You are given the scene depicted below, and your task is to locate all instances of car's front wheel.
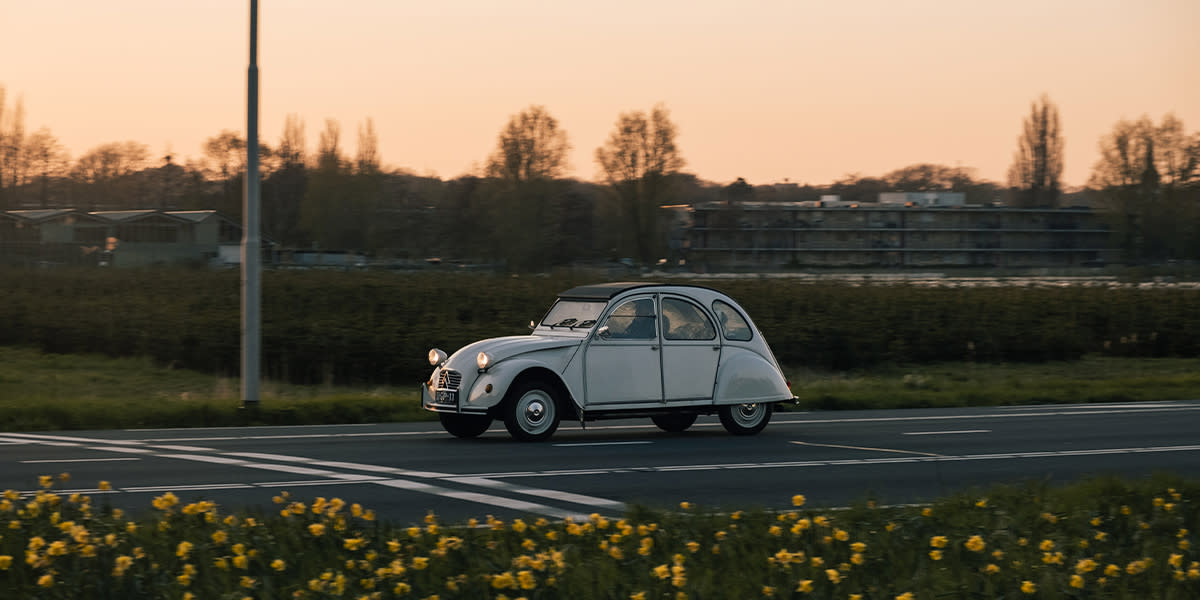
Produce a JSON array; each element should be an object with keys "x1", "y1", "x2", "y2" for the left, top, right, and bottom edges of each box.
[
  {"x1": 504, "y1": 380, "x2": 561, "y2": 442},
  {"x1": 718, "y1": 402, "x2": 773, "y2": 435},
  {"x1": 652, "y1": 412, "x2": 698, "y2": 433},
  {"x1": 439, "y1": 413, "x2": 492, "y2": 438}
]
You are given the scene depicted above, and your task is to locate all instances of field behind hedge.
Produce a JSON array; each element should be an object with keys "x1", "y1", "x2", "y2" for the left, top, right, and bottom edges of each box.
[{"x1": 1, "y1": 268, "x2": 1199, "y2": 386}]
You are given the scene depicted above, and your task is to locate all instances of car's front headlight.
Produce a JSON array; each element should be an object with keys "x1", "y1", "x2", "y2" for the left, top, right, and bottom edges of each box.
[
  {"x1": 476, "y1": 352, "x2": 492, "y2": 371},
  {"x1": 428, "y1": 348, "x2": 448, "y2": 366}
]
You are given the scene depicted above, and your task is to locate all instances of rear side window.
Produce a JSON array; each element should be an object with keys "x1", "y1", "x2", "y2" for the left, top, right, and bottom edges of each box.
[
  {"x1": 712, "y1": 300, "x2": 752, "y2": 341},
  {"x1": 662, "y1": 297, "x2": 716, "y2": 340}
]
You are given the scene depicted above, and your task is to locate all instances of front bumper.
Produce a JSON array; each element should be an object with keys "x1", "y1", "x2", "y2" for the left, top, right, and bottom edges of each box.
[{"x1": 420, "y1": 368, "x2": 489, "y2": 415}]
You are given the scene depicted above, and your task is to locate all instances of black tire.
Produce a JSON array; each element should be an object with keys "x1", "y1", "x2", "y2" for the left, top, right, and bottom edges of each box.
[
  {"x1": 503, "y1": 379, "x2": 561, "y2": 442},
  {"x1": 439, "y1": 413, "x2": 492, "y2": 438},
  {"x1": 652, "y1": 412, "x2": 698, "y2": 433},
  {"x1": 718, "y1": 402, "x2": 773, "y2": 435}
]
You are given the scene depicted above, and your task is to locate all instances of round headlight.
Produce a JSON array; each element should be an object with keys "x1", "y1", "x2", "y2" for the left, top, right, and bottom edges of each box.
[
  {"x1": 476, "y1": 352, "x2": 491, "y2": 370},
  {"x1": 428, "y1": 348, "x2": 447, "y2": 366}
]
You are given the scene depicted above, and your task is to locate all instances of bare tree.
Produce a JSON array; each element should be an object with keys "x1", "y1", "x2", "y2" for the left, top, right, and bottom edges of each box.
[
  {"x1": 0, "y1": 91, "x2": 26, "y2": 209},
  {"x1": 71, "y1": 141, "x2": 150, "y2": 209},
  {"x1": 595, "y1": 103, "x2": 685, "y2": 264},
  {"x1": 1090, "y1": 114, "x2": 1200, "y2": 261},
  {"x1": 485, "y1": 105, "x2": 570, "y2": 183},
  {"x1": 23, "y1": 128, "x2": 68, "y2": 208},
  {"x1": 1007, "y1": 94, "x2": 1064, "y2": 207},
  {"x1": 355, "y1": 118, "x2": 380, "y2": 175}
]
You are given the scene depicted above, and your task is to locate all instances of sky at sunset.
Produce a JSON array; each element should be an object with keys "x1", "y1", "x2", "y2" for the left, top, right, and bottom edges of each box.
[{"x1": 2, "y1": 0, "x2": 1197, "y2": 188}]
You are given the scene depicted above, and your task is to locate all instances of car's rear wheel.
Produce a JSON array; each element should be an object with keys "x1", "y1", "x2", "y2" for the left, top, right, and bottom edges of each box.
[
  {"x1": 718, "y1": 402, "x2": 773, "y2": 435},
  {"x1": 504, "y1": 380, "x2": 561, "y2": 442},
  {"x1": 651, "y1": 412, "x2": 698, "y2": 433},
  {"x1": 439, "y1": 413, "x2": 492, "y2": 438}
]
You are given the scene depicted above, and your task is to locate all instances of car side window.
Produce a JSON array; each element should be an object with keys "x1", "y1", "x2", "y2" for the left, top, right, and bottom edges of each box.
[
  {"x1": 712, "y1": 300, "x2": 752, "y2": 341},
  {"x1": 603, "y1": 298, "x2": 657, "y2": 339},
  {"x1": 662, "y1": 297, "x2": 716, "y2": 341}
]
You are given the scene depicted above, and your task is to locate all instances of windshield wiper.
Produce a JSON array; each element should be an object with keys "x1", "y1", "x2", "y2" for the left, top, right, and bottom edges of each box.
[
  {"x1": 551, "y1": 318, "x2": 577, "y2": 328},
  {"x1": 575, "y1": 319, "x2": 596, "y2": 329}
]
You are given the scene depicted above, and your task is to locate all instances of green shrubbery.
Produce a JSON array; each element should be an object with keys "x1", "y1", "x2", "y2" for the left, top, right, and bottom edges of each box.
[{"x1": 2, "y1": 268, "x2": 1198, "y2": 385}]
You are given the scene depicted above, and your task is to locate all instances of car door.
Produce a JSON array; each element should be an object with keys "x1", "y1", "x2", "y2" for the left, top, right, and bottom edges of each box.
[
  {"x1": 659, "y1": 296, "x2": 721, "y2": 401},
  {"x1": 583, "y1": 295, "x2": 663, "y2": 405}
]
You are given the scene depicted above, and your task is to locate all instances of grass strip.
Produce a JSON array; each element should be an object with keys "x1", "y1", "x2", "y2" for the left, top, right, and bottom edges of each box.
[{"x1": 1, "y1": 346, "x2": 1198, "y2": 431}]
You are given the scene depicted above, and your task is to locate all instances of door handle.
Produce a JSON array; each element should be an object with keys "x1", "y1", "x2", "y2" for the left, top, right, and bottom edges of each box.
[{"x1": 650, "y1": 345, "x2": 659, "y2": 351}]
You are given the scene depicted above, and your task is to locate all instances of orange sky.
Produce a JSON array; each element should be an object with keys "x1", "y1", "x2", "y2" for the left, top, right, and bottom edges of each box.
[{"x1": 2, "y1": 0, "x2": 1196, "y2": 187}]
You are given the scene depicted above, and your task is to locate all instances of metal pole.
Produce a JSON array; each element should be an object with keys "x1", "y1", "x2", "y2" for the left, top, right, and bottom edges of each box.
[{"x1": 241, "y1": 0, "x2": 261, "y2": 407}]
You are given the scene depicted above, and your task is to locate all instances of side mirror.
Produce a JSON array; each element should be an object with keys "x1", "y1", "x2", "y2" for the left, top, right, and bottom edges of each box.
[{"x1": 596, "y1": 326, "x2": 611, "y2": 340}]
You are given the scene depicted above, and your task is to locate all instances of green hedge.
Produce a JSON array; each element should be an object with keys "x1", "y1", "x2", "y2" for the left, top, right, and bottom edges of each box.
[{"x1": 1, "y1": 268, "x2": 1198, "y2": 385}]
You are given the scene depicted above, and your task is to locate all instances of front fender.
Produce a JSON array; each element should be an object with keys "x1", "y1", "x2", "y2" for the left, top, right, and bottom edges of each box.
[
  {"x1": 714, "y1": 348, "x2": 792, "y2": 405},
  {"x1": 466, "y1": 358, "x2": 579, "y2": 412}
]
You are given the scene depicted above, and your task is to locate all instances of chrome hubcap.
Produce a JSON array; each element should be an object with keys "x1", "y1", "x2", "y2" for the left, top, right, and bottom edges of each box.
[{"x1": 525, "y1": 401, "x2": 545, "y2": 423}]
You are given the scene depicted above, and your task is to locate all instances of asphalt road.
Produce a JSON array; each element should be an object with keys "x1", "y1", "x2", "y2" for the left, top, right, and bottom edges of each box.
[{"x1": 2, "y1": 400, "x2": 1199, "y2": 525}]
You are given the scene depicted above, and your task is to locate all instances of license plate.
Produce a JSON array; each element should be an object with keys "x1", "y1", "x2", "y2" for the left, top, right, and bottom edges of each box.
[{"x1": 436, "y1": 390, "x2": 458, "y2": 406}]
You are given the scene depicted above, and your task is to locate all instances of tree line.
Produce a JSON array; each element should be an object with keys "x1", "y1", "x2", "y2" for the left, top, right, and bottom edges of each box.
[{"x1": 2, "y1": 85, "x2": 1198, "y2": 266}]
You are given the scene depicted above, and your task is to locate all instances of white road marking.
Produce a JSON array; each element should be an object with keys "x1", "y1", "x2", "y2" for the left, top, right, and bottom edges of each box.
[
  {"x1": 126, "y1": 423, "x2": 378, "y2": 432},
  {"x1": 903, "y1": 430, "x2": 991, "y2": 436},
  {"x1": 20, "y1": 458, "x2": 140, "y2": 464},
  {"x1": 553, "y1": 441, "x2": 653, "y2": 447},
  {"x1": 3, "y1": 431, "x2": 626, "y2": 518},
  {"x1": 483, "y1": 443, "x2": 1200, "y2": 479}
]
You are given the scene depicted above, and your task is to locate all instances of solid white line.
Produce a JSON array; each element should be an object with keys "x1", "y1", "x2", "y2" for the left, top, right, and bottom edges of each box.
[
  {"x1": 20, "y1": 457, "x2": 140, "y2": 464},
  {"x1": 123, "y1": 483, "x2": 256, "y2": 493},
  {"x1": 903, "y1": 430, "x2": 991, "y2": 436},
  {"x1": 553, "y1": 441, "x2": 653, "y2": 447},
  {"x1": 126, "y1": 423, "x2": 378, "y2": 432}
]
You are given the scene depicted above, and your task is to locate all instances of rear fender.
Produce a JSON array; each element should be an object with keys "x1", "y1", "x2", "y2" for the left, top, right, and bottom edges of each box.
[{"x1": 714, "y1": 348, "x2": 792, "y2": 405}]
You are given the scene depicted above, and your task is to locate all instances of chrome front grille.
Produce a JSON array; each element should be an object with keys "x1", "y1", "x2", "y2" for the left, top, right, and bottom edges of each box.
[{"x1": 437, "y1": 369, "x2": 462, "y2": 391}]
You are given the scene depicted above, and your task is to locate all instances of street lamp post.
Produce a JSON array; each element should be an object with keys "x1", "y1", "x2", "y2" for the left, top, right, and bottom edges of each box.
[{"x1": 242, "y1": 0, "x2": 261, "y2": 408}]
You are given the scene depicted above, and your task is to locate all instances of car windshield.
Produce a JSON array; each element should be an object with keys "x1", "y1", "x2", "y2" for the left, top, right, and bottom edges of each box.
[{"x1": 539, "y1": 300, "x2": 606, "y2": 329}]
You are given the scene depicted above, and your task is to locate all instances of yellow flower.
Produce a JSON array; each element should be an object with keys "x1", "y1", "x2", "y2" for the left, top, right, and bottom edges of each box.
[
  {"x1": 834, "y1": 529, "x2": 849, "y2": 542},
  {"x1": 679, "y1": 501, "x2": 692, "y2": 510},
  {"x1": 1168, "y1": 554, "x2": 1183, "y2": 568},
  {"x1": 233, "y1": 555, "x2": 248, "y2": 569},
  {"x1": 825, "y1": 568, "x2": 841, "y2": 583},
  {"x1": 796, "y1": 579, "x2": 813, "y2": 593},
  {"x1": 921, "y1": 507, "x2": 933, "y2": 517},
  {"x1": 930, "y1": 536, "x2": 948, "y2": 548},
  {"x1": 1076, "y1": 558, "x2": 1098, "y2": 573},
  {"x1": 609, "y1": 546, "x2": 624, "y2": 560},
  {"x1": 99, "y1": 481, "x2": 112, "y2": 491},
  {"x1": 1038, "y1": 539, "x2": 1055, "y2": 551},
  {"x1": 1104, "y1": 563, "x2": 1120, "y2": 576},
  {"x1": 393, "y1": 582, "x2": 411, "y2": 595},
  {"x1": 1, "y1": 555, "x2": 16, "y2": 570},
  {"x1": 176, "y1": 541, "x2": 193, "y2": 559},
  {"x1": 975, "y1": 498, "x2": 988, "y2": 508},
  {"x1": 1021, "y1": 580, "x2": 1036, "y2": 594},
  {"x1": 762, "y1": 586, "x2": 775, "y2": 597},
  {"x1": 895, "y1": 594, "x2": 914, "y2": 600},
  {"x1": 239, "y1": 576, "x2": 256, "y2": 589},
  {"x1": 631, "y1": 593, "x2": 646, "y2": 600},
  {"x1": 38, "y1": 574, "x2": 54, "y2": 587},
  {"x1": 769, "y1": 525, "x2": 782, "y2": 536},
  {"x1": 928, "y1": 550, "x2": 943, "y2": 561},
  {"x1": 412, "y1": 556, "x2": 429, "y2": 570},
  {"x1": 654, "y1": 564, "x2": 671, "y2": 579},
  {"x1": 1041, "y1": 512, "x2": 1058, "y2": 523},
  {"x1": 965, "y1": 535, "x2": 985, "y2": 552},
  {"x1": 308, "y1": 523, "x2": 326, "y2": 537},
  {"x1": 792, "y1": 494, "x2": 806, "y2": 507},
  {"x1": 984, "y1": 563, "x2": 1000, "y2": 574},
  {"x1": 39, "y1": 475, "x2": 54, "y2": 488},
  {"x1": 851, "y1": 542, "x2": 866, "y2": 553},
  {"x1": 686, "y1": 541, "x2": 700, "y2": 553}
]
